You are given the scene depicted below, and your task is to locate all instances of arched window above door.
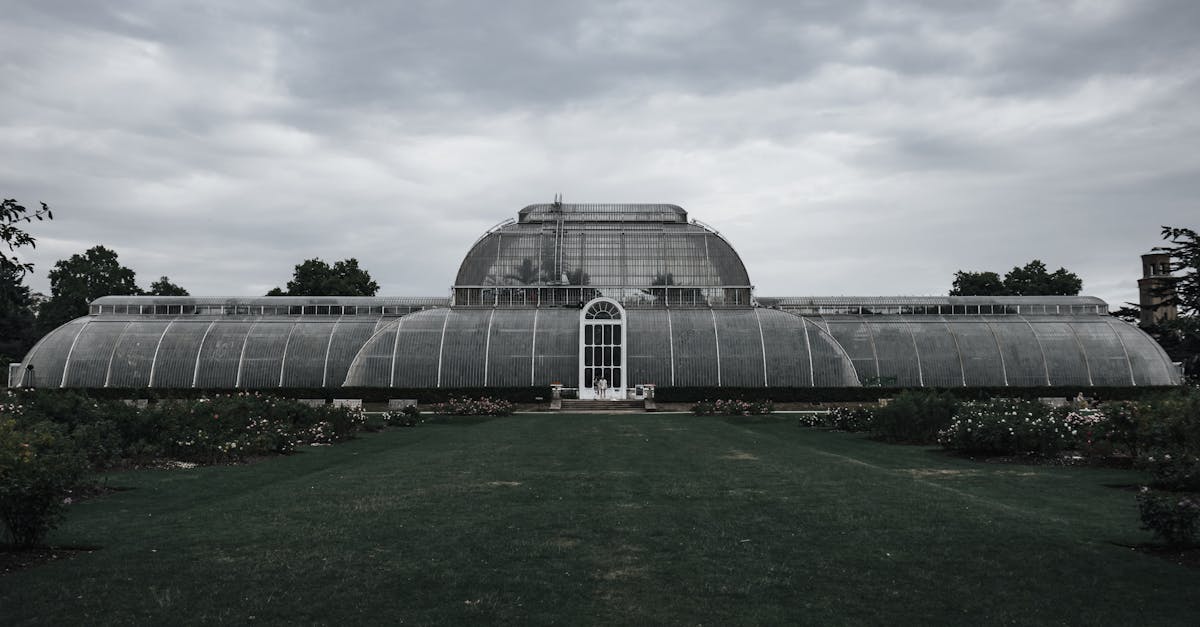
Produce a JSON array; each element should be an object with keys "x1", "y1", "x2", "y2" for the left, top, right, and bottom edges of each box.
[{"x1": 585, "y1": 300, "x2": 622, "y2": 320}]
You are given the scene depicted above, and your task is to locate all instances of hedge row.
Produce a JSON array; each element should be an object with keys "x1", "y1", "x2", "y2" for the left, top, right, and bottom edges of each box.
[
  {"x1": 2, "y1": 389, "x2": 371, "y2": 547},
  {"x1": 45, "y1": 385, "x2": 1181, "y2": 404},
  {"x1": 652, "y1": 386, "x2": 1179, "y2": 404},
  {"x1": 59, "y1": 387, "x2": 555, "y2": 404}
]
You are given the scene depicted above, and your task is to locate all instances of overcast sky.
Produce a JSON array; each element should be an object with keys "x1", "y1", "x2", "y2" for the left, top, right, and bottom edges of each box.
[{"x1": 2, "y1": 0, "x2": 1197, "y2": 307}]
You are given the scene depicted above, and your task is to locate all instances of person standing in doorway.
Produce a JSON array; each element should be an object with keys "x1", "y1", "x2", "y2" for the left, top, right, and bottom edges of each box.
[
  {"x1": 592, "y1": 376, "x2": 599, "y2": 399},
  {"x1": 598, "y1": 376, "x2": 608, "y2": 400}
]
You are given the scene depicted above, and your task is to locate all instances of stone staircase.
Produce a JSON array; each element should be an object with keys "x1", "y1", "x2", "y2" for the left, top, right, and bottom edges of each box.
[{"x1": 558, "y1": 399, "x2": 647, "y2": 413}]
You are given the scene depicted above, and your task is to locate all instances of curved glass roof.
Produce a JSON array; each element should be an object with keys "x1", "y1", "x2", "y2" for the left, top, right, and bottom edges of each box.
[
  {"x1": 15, "y1": 316, "x2": 390, "y2": 389},
  {"x1": 808, "y1": 314, "x2": 1179, "y2": 387},
  {"x1": 17, "y1": 309, "x2": 1179, "y2": 390},
  {"x1": 343, "y1": 308, "x2": 860, "y2": 388},
  {"x1": 454, "y1": 203, "x2": 752, "y2": 292}
]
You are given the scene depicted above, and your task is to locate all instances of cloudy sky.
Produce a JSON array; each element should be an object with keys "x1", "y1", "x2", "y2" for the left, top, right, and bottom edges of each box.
[{"x1": 2, "y1": 0, "x2": 1197, "y2": 307}]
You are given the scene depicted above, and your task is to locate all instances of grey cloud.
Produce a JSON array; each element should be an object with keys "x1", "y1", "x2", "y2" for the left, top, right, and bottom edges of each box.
[{"x1": 1, "y1": 0, "x2": 1198, "y2": 311}]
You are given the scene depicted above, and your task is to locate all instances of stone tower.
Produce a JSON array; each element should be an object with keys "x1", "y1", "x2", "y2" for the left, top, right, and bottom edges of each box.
[{"x1": 1138, "y1": 252, "x2": 1177, "y2": 326}]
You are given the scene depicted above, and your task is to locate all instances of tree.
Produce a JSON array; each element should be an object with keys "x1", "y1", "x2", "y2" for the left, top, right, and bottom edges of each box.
[
  {"x1": 564, "y1": 268, "x2": 589, "y2": 286},
  {"x1": 1148, "y1": 226, "x2": 1200, "y2": 378},
  {"x1": 1, "y1": 199, "x2": 52, "y2": 276},
  {"x1": 949, "y1": 271, "x2": 1005, "y2": 296},
  {"x1": 949, "y1": 260, "x2": 1082, "y2": 296},
  {"x1": 644, "y1": 272, "x2": 675, "y2": 303},
  {"x1": 147, "y1": 276, "x2": 189, "y2": 296},
  {"x1": 37, "y1": 246, "x2": 141, "y2": 334},
  {"x1": 1109, "y1": 304, "x2": 1142, "y2": 325},
  {"x1": 1149, "y1": 318, "x2": 1200, "y2": 380},
  {"x1": 1002, "y1": 260, "x2": 1082, "y2": 296},
  {"x1": 267, "y1": 258, "x2": 379, "y2": 296},
  {"x1": 0, "y1": 265, "x2": 36, "y2": 363},
  {"x1": 503, "y1": 259, "x2": 541, "y2": 285},
  {"x1": 1, "y1": 199, "x2": 52, "y2": 362},
  {"x1": 1155, "y1": 226, "x2": 1200, "y2": 316}
]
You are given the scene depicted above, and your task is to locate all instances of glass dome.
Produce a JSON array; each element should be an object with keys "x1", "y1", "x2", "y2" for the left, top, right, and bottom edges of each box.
[{"x1": 452, "y1": 203, "x2": 753, "y2": 308}]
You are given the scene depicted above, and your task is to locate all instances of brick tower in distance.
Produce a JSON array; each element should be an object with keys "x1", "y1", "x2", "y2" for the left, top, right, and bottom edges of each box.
[{"x1": 1138, "y1": 252, "x2": 1178, "y2": 327}]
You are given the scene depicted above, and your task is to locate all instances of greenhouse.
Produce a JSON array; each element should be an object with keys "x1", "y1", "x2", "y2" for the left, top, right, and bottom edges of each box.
[{"x1": 12, "y1": 202, "x2": 1182, "y2": 393}]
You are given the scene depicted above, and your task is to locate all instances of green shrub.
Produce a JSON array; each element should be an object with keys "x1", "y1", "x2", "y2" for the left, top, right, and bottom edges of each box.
[
  {"x1": 155, "y1": 394, "x2": 366, "y2": 463},
  {"x1": 1140, "y1": 452, "x2": 1200, "y2": 492},
  {"x1": 1098, "y1": 400, "x2": 1149, "y2": 458},
  {"x1": 2, "y1": 390, "x2": 369, "y2": 467},
  {"x1": 796, "y1": 407, "x2": 873, "y2": 431},
  {"x1": 938, "y1": 398, "x2": 1067, "y2": 455},
  {"x1": 1135, "y1": 388, "x2": 1200, "y2": 454},
  {"x1": 829, "y1": 407, "x2": 873, "y2": 432},
  {"x1": 1127, "y1": 388, "x2": 1200, "y2": 492},
  {"x1": 6, "y1": 390, "x2": 159, "y2": 465},
  {"x1": 0, "y1": 419, "x2": 88, "y2": 548},
  {"x1": 691, "y1": 399, "x2": 774, "y2": 416},
  {"x1": 872, "y1": 390, "x2": 958, "y2": 443},
  {"x1": 1137, "y1": 489, "x2": 1200, "y2": 547},
  {"x1": 69, "y1": 419, "x2": 124, "y2": 469},
  {"x1": 795, "y1": 412, "x2": 824, "y2": 428},
  {"x1": 431, "y1": 397, "x2": 513, "y2": 416},
  {"x1": 1058, "y1": 407, "x2": 1115, "y2": 459},
  {"x1": 385, "y1": 405, "x2": 423, "y2": 427}
]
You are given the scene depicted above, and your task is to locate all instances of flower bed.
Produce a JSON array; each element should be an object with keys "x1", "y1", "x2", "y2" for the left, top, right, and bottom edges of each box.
[
  {"x1": 384, "y1": 405, "x2": 423, "y2": 427},
  {"x1": 430, "y1": 397, "x2": 513, "y2": 416},
  {"x1": 3, "y1": 390, "x2": 367, "y2": 467},
  {"x1": 796, "y1": 407, "x2": 873, "y2": 432},
  {"x1": 691, "y1": 399, "x2": 774, "y2": 416},
  {"x1": 937, "y1": 398, "x2": 1069, "y2": 456},
  {"x1": 1, "y1": 389, "x2": 371, "y2": 547}
]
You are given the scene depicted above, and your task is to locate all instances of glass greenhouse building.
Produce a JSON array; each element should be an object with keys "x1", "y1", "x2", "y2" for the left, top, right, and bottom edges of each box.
[{"x1": 12, "y1": 202, "x2": 1182, "y2": 395}]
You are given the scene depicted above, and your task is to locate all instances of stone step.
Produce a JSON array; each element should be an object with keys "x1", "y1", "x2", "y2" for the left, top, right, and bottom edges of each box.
[
  {"x1": 559, "y1": 399, "x2": 646, "y2": 412},
  {"x1": 561, "y1": 400, "x2": 643, "y2": 405}
]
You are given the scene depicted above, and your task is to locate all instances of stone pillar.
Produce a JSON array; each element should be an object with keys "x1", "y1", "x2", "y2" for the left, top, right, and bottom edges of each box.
[{"x1": 550, "y1": 384, "x2": 563, "y2": 410}]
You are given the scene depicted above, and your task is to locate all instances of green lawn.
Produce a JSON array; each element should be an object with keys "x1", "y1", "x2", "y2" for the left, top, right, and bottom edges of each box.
[{"x1": 2, "y1": 414, "x2": 1196, "y2": 625}]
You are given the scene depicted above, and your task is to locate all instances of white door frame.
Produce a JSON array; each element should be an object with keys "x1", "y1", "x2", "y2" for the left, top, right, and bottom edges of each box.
[{"x1": 578, "y1": 297, "x2": 627, "y2": 400}]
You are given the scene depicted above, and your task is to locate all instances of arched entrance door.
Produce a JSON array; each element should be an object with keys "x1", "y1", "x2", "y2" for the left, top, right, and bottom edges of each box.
[{"x1": 579, "y1": 298, "x2": 626, "y2": 400}]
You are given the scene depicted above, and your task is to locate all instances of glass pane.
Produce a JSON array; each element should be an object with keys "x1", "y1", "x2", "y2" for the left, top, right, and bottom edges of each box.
[
  {"x1": 585, "y1": 347, "x2": 592, "y2": 366},
  {"x1": 603, "y1": 325, "x2": 612, "y2": 345},
  {"x1": 613, "y1": 347, "x2": 621, "y2": 363},
  {"x1": 585, "y1": 325, "x2": 593, "y2": 345},
  {"x1": 614, "y1": 326, "x2": 622, "y2": 345},
  {"x1": 604, "y1": 346, "x2": 612, "y2": 365},
  {"x1": 612, "y1": 368, "x2": 621, "y2": 387}
]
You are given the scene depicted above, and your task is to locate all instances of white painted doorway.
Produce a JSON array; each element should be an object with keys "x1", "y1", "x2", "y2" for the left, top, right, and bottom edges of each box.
[{"x1": 579, "y1": 298, "x2": 626, "y2": 400}]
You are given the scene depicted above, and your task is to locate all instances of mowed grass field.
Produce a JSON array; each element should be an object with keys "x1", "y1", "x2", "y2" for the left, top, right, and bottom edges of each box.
[{"x1": 2, "y1": 414, "x2": 1196, "y2": 625}]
